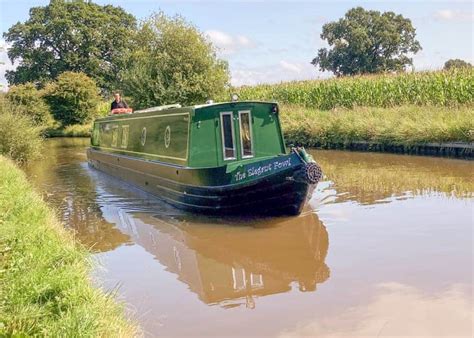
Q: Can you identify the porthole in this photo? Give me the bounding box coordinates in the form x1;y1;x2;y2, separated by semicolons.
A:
164;125;171;148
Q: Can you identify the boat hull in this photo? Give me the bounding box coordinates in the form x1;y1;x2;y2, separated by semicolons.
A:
87;148;315;215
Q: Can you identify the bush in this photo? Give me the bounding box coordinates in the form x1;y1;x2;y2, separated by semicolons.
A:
44;72;101;126
0;97;43;163
6;83;53;126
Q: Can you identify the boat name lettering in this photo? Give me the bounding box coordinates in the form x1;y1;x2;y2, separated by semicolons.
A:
234;158;292;182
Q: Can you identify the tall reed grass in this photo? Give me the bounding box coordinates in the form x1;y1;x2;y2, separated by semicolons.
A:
281;104;473;147
0;97;44;163
225;69;473;110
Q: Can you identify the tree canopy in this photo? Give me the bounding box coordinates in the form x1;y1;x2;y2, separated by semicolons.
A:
312;7;421;76
443;59;472;70
3;0;136;92
121;12;230;109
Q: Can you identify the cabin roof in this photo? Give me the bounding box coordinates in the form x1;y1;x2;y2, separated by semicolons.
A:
95;101;277;122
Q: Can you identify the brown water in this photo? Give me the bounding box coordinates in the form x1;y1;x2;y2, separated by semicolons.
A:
26;138;473;337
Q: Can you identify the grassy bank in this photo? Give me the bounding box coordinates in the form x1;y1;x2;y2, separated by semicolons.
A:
0;157;136;336
280;104;473;148
228;69;473;109
46;123;92;137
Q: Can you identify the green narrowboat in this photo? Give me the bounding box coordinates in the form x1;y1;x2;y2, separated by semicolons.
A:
87;101;322;215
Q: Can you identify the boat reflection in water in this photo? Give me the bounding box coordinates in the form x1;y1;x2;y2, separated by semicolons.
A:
91;172;330;308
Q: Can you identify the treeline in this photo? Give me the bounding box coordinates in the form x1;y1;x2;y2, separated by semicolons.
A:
1;1;230;162
3;2;229;109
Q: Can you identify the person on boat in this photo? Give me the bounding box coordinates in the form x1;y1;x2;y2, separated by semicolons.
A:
111;92;129;111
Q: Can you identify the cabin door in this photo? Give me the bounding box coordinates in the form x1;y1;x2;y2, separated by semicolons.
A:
219;110;254;162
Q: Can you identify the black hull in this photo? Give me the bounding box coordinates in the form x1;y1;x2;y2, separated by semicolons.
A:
87;149;314;215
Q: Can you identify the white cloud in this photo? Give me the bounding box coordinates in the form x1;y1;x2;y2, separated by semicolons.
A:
205;30;256;55
0;39;16;92
433;9;474;22
231;60;331;87
279;60;302;73
279;283;472;338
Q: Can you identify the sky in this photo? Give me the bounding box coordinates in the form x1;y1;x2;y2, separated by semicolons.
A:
0;0;473;89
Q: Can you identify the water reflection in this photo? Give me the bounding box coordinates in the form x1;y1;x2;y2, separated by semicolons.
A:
279;283;472;337
25;138;131;251
100;208;329;308
26;139;330;308
310;149;474;205
92;171;329;307
24;139;473;336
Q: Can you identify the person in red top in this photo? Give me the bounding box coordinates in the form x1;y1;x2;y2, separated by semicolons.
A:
111;93;129;110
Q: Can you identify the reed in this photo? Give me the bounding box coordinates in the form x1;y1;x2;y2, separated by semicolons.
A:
0;97;44;163
280;104;473;147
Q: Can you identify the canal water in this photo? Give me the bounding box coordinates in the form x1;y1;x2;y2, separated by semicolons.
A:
26;138;473;337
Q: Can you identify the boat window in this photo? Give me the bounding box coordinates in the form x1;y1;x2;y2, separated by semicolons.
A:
140;127;147;146
220;112;236;160
239;110;253;158
121;125;129;149
111;125;118;147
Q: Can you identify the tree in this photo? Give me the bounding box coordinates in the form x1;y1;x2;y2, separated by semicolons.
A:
121;12;229;109
44;72;101;126
311;7;421;76
6;83;53;126
443;59;472;70
3;0;136;92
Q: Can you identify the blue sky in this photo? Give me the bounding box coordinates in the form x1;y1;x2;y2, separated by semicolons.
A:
0;0;473;88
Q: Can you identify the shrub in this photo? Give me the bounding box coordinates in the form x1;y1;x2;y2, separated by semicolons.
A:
0;97;43;163
44;72;101;126
6;83;53;126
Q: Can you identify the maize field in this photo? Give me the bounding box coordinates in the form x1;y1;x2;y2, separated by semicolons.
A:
225;69;474;110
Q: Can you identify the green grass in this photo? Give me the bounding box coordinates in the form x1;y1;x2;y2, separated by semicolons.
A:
0;156;137;337
224;69;473;109
0;97;44;163
46;123;92;137
280;104;474;147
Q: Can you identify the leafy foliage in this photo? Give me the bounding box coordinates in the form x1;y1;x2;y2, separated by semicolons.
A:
44;72;101;126
3;0;136;91
444;59;472;70
0;96;43;163
312;7;421;76
121;12;230;109
6;83;53;126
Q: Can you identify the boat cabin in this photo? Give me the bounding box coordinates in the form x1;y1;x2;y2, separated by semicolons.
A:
91;101;287;168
